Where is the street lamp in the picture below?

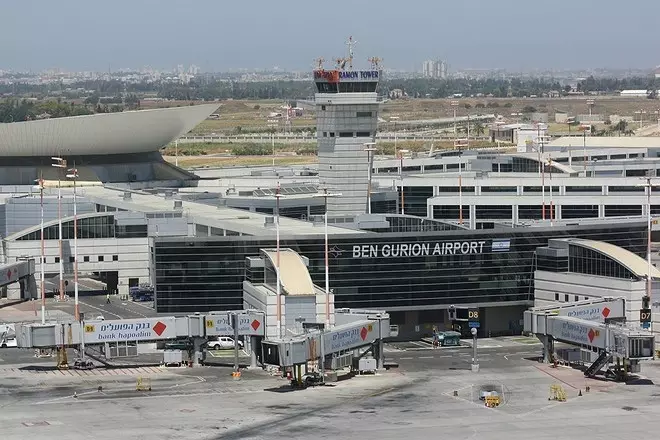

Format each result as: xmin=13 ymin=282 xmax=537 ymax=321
xmin=454 ymin=139 xmax=468 ymax=224
xmin=267 ymin=118 xmax=279 ymax=168
xmin=398 ymin=149 xmax=410 ymax=215
xmin=451 ymin=100 xmax=460 ymax=138
xmin=66 ymin=163 xmax=80 ymax=321
xmin=52 ymin=157 xmax=67 ymax=302
xmin=312 ymin=188 xmax=342 ymax=329
xmin=32 ymin=175 xmax=46 ymax=325
xmin=390 ymin=116 xmax=400 ymax=155
xmin=363 ymin=142 xmax=377 ymax=214
xmin=272 ymin=184 xmax=285 ymax=338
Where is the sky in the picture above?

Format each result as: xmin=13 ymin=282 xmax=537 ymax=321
xmin=2 ymin=0 xmax=659 ymax=72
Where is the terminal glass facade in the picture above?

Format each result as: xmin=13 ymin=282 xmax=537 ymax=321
xmin=153 ymin=222 xmax=647 ymax=314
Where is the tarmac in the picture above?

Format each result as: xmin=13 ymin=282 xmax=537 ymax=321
xmin=2 ymin=339 xmax=660 ymax=440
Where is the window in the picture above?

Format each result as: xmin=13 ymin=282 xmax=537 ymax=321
xmin=574 ymin=295 xmax=579 ymax=302
xmin=481 ymin=186 xmax=517 ymax=193
xmin=329 ymin=132 xmax=335 ymax=137
xmin=356 ymin=131 xmax=371 ymax=137
xmin=554 ymin=293 xmax=559 ymax=301
xmin=98 ymin=256 xmax=104 ymax=262
xmin=321 ymin=105 xmax=326 ymax=111
xmin=356 ymin=111 xmax=372 ymax=117
xmin=338 ymin=131 xmax=353 ymax=137
xmin=69 ymin=256 xmax=75 ymax=263
xmin=112 ymin=255 xmax=119 ymax=261
xmin=84 ymin=256 xmax=90 ymax=262
xmin=565 ymin=186 xmax=601 ymax=193
xmin=55 ymin=257 xmax=60 ymax=263
xmin=564 ymin=294 xmax=569 ymax=302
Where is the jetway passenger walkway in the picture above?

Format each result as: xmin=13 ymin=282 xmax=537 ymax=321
xmin=524 ymin=297 xmax=655 ymax=379
xmin=0 ymin=259 xmax=37 ymax=300
xmin=261 ymin=309 xmax=390 ymax=384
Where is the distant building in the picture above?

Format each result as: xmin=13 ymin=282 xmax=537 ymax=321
xmin=422 ymin=59 xmax=448 ymax=79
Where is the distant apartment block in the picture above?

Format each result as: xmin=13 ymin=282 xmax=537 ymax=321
xmin=422 ymin=59 xmax=448 ymax=79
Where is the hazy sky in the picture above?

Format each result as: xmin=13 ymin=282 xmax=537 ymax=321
xmin=3 ymin=0 xmax=659 ymax=72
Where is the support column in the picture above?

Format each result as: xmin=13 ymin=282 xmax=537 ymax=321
xmin=192 ymin=337 xmax=206 ymax=367
xmin=250 ymin=336 xmax=258 ymax=369
xmin=541 ymin=335 xmax=554 ymax=363
xmin=376 ymin=338 xmax=384 ymax=370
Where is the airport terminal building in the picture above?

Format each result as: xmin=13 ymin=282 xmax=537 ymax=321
xmin=0 ymin=79 xmax=658 ymax=342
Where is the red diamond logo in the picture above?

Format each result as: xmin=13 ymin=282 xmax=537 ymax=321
xmin=251 ymin=319 xmax=261 ymax=331
xmin=602 ymin=307 xmax=611 ymax=318
xmin=360 ymin=327 xmax=368 ymax=341
xmin=153 ymin=321 xmax=167 ymax=336
xmin=588 ymin=329 xmax=596 ymax=343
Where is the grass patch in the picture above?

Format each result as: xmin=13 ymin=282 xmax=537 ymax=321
xmin=166 ymin=155 xmax=318 ymax=168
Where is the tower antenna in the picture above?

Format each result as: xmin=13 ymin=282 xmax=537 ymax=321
xmin=368 ymin=57 xmax=383 ymax=70
xmin=346 ymin=36 xmax=357 ymax=69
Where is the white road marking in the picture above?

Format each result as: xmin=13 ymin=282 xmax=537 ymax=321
xmin=399 ymin=357 xmax=413 ymax=360
xmin=418 ymin=356 xmax=434 ymax=359
xmin=78 ymin=301 xmax=122 ymax=319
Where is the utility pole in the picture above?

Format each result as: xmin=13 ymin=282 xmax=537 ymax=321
xmin=34 ymin=174 xmax=46 ymax=324
xmin=274 ymin=183 xmax=282 ymax=338
xmin=364 ymin=143 xmax=377 ymax=214
xmin=52 ymin=157 xmax=67 ymax=302
xmin=66 ymin=163 xmax=80 ymax=321
xmin=313 ymin=188 xmax=342 ymax=329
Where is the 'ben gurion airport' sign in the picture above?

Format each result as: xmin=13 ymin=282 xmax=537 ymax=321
xmin=351 ymin=240 xmax=510 ymax=259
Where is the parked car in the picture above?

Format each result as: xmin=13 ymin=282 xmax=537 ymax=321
xmin=164 ymin=340 xmax=192 ymax=351
xmin=208 ymin=337 xmax=243 ymax=350
xmin=0 ymin=336 xmax=17 ymax=348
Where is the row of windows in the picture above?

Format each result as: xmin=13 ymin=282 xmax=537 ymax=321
xmin=569 ymin=246 xmax=635 ymax=279
xmin=321 ymin=131 xmax=373 ymax=138
xmin=431 ymin=185 xmax=650 ymax=194
xmin=45 ymin=254 xmax=119 ymax=264
xmin=16 ymin=217 xmax=148 ymax=241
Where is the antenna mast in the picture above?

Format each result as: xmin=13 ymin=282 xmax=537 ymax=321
xmin=368 ymin=57 xmax=383 ymax=70
xmin=346 ymin=36 xmax=357 ymax=69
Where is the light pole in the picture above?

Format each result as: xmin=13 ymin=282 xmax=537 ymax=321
xmin=273 ymin=184 xmax=284 ymax=338
xmin=33 ymin=175 xmax=46 ymax=324
xmin=454 ymin=139 xmax=468 ymax=224
xmin=312 ymin=188 xmax=342 ymax=329
xmin=471 ymin=327 xmax=479 ymax=372
xmin=52 ymin=157 xmax=67 ymax=302
xmin=175 ymin=140 xmax=179 ymax=167
xmin=267 ymin=118 xmax=278 ymax=169
xmin=363 ymin=142 xmax=377 ymax=214
xmin=398 ymin=149 xmax=409 ymax=215
xmin=390 ymin=116 xmax=399 ymax=156
xmin=66 ymin=163 xmax=80 ymax=321
xmin=451 ymin=100 xmax=460 ymax=138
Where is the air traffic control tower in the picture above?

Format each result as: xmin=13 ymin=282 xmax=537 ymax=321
xmin=314 ymin=38 xmax=382 ymax=216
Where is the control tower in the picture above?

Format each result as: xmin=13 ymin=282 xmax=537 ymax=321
xmin=314 ymin=37 xmax=382 ymax=216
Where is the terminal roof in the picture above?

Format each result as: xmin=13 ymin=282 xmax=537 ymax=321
xmin=80 ymin=186 xmax=365 ymax=237
xmin=561 ymin=238 xmax=660 ymax=279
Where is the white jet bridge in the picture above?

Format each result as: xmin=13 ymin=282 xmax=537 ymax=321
xmin=524 ymin=297 xmax=655 ymax=379
xmin=261 ymin=309 xmax=390 ymax=382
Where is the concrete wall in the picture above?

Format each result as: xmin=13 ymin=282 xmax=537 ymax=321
xmin=534 ymin=270 xmax=652 ymax=323
xmin=4 ymin=237 xmax=150 ymax=296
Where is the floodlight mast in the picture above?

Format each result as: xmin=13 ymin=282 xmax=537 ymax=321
xmin=52 ymin=157 xmax=67 ymax=302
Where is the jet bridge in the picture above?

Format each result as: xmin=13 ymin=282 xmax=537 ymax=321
xmin=261 ymin=310 xmax=390 ymax=374
xmin=524 ymin=298 xmax=654 ymax=378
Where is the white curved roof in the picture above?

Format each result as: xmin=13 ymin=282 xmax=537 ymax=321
xmin=566 ymin=238 xmax=660 ymax=279
xmin=0 ymin=103 xmax=218 ymax=156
